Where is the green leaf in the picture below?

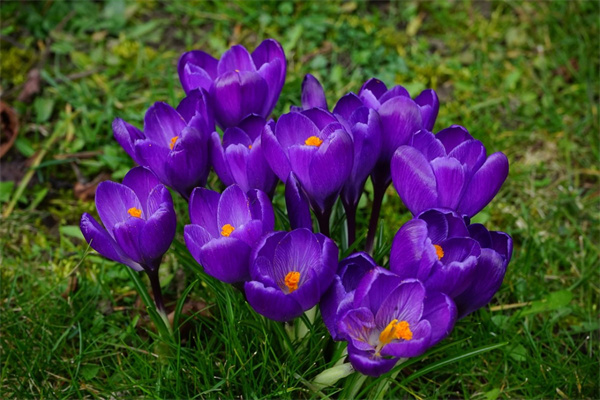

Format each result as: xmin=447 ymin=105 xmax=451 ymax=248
xmin=33 ymin=97 xmax=55 ymax=123
xmin=0 ymin=181 xmax=14 ymax=203
xmin=60 ymin=225 xmax=84 ymax=240
xmin=80 ymin=364 xmax=100 ymax=380
xmin=507 ymin=344 xmax=527 ymax=362
xmin=485 ymin=388 xmax=501 ymax=400
xmin=522 ymin=290 xmax=573 ymax=316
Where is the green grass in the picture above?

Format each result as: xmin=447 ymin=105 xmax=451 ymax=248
xmin=1 ymin=1 xmax=598 ymax=398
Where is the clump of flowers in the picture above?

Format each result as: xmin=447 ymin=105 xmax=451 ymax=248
xmin=80 ymin=38 xmax=513 ymax=384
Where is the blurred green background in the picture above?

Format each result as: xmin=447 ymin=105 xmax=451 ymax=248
xmin=1 ymin=1 xmax=598 ymax=398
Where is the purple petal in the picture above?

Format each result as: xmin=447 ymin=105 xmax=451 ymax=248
xmin=217 ymin=45 xmax=256 ymax=74
xmin=390 ymin=219 xmax=437 ymax=281
xmin=337 ymin=307 xmax=377 ymax=352
xmin=454 ymin=248 xmax=508 ymax=318
xmin=250 ymin=231 xmax=286 ymax=274
xmin=113 ymin=118 xmax=144 ymax=164
xmin=122 ymin=166 xmax=160 ymax=215
xmin=333 ymin=92 xmax=363 ymax=121
xmin=347 ymin=345 xmax=397 ymax=377
xmin=288 ymin=143 xmax=318 ymax=196
xmin=275 ymin=112 xmax=321 ymax=148
xmin=262 ymin=121 xmax=291 ymax=182
xmin=216 ymin=184 xmax=252 ymax=231
xmin=184 ymin=224 xmax=214 ymax=264
xmin=414 ymin=89 xmax=439 ymax=131
xmin=247 ymin=189 xmax=275 ymax=232
xmin=210 ymin=132 xmax=234 ymax=186
xmin=95 ymin=181 xmax=142 ymax=236
xmin=457 ymin=152 xmax=509 ymax=217
xmin=320 ymin=276 xmax=346 ymax=339
xmin=246 ymin=138 xmax=279 ymax=195
xmin=418 ymin=209 xmax=469 ymax=243
xmin=272 ymin=229 xmax=321 ymax=284
xmin=425 ymin=238 xmax=480 ymax=297
xmin=422 ymin=291 xmax=457 ymax=345
xmin=338 ymin=252 xmax=378 ymax=292
xmin=353 ymin=267 xmax=403 ymax=314
xmin=378 ymin=85 xmax=410 ymax=104
xmin=139 ymin=202 xmax=176 ymax=261
xmin=134 ymin=139 xmax=170 ymax=185
xmin=378 ymin=96 xmax=423 ymax=163
xmin=285 ymin=172 xmax=313 ymax=230
xmin=200 ymin=237 xmax=252 ymax=283
xmin=431 ymin=157 xmax=466 ymax=210
xmin=448 ymin=139 xmax=486 ymax=173
xmin=252 ymin=39 xmax=286 ymax=115
xmin=374 ymin=280 xmax=426 ymax=327
xmin=80 ymin=213 xmax=143 ymax=271
xmin=435 ymin=125 xmax=473 ymax=153
xmin=359 ymin=78 xmax=388 ymax=100
xmin=301 ymin=108 xmax=338 ymax=131
xmin=391 ymin=146 xmax=438 ymax=216
xmin=178 ymin=50 xmax=218 ymax=93
xmin=301 ymin=74 xmax=327 ymax=110
xmin=224 ymin=144 xmax=251 ymax=191
xmin=490 ymin=231 xmax=513 ymax=263
xmin=211 ymin=71 xmax=268 ymax=128
xmin=189 ymin=187 xmax=220 ymax=237
xmin=144 ymin=102 xmax=186 ymax=146
xmin=112 ymin=217 xmax=146 ymax=264
xmin=245 ymin=280 xmax=303 ymax=321
xmin=410 ymin=130 xmax=446 ymax=161
xmin=251 ymin=39 xmax=286 ymax=75
xmin=238 ymin=114 xmax=267 ymax=141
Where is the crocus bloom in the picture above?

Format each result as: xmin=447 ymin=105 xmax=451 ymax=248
xmin=320 ymin=252 xmax=377 ymax=340
xmin=178 ymin=39 xmax=286 ymax=128
xmin=113 ymin=90 xmax=213 ymax=199
xmin=332 ymin=93 xmax=382 ymax=216
xmin=80 ymin=167 xmax=176 ymax=312
xmin=210 ymin=115 xmax=278 ymax=196
xmin=391 ymin=126 xmax=509 ymax=218
xmin=80 ymin=166 xmax=176 ymax=272
xmin=184 ymin=184 xmax=274 ymax=284
xmin=290 ymin=73 xmax=328 ymax=111
xmin=284 ymin=172 xmax=313 ymax=231
xmin=390 ymin=209 xmax=481 ymax=298
xmin=336 ymin=267 xmax=456 ymax=376
xmin=262 ymin=109 xmax=353 ymax=231
xmin=358 ymin=78 xmax=438 ymax=187
xmin=454 ymin=223 xmax=513 ymax=318
xmin=244 ymin=228 xmax=338 ymax=321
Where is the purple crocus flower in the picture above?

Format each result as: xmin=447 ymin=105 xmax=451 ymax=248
xmin=390 ymin=209 xmax=481 ymax=298
xmin=80 ymin=166 xmax=176 ymax=311
xmin=244 ymin=228 xmax=338 ymax=321
xmin=358 ymin=78 xmax=438 ymax=252
xmin=320 ymin=252 xmax=377 ymax=340
xmin=178 ymin=39 xmax=286 ymax=128
xmin=113 ymin=90 xmax=213 ymax=200
xmin=390 ymin=209 xmax=512 ymax=318
xmin=336 ymin=267 xmax=456 ymax=376
xmin=284 ymin=172 xmax=313 ymax=231
xmin=391 ymin=126 xmax=509 ymax=218
xmin=262 ymin=109 xmax=353 ymax=234
xmin=210 ymin=115 xmax=278 ymax=196
xmin=184 ymin=184 xmax=274 ymax=284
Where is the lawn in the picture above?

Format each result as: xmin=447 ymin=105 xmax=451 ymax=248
xmin=1 ymin=1 xmax=598 ymax=398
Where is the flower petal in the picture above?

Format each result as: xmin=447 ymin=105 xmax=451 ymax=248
xmin=247 ymin=188 xmax=275 ymax=232
xmin=199 ymin=237 xmax=252 ymax=283
xmin=184 ymin=224 xmax=214 ymax=263
xmin=134 ymin=139 xmax=170 ymax=185
xmin=422 ymin=291 xmax=457 ymax=346
xmin=431 ymin=157 xmax=466 ymax=210
xmin=139 ymin=201 xmax=176 ymax=262
xmin=217 ymin=184 xmax=253 ymax=230
xmin=275 ymin=112 xmax=321 ymax=148
xmin=143 ymin=102 xmax=186 ymax=146
xmin=178 ymin=50 xmax=218 ymax=93
xmin=391 ymin=146 xmax=438 ymax=216
xmin=457 ymin=152 xmax=509 ymax=217
xmin=245 ymin=280 xmax=303 ymax=321
xmin=112 ymin=217 xmax=146 ymax=264
xmin=95 ymin=181 xmax=142 ymax=236
xmin=122 ymin=166 xmax=161 ymax=216
xmin=390 ymin=219 xmax=437 ymax=281
xmin=210 ymin=132 xmax=234 ymax=186
xmin=435 ymin=125 xmax=473 ymax=153
xmin=285 ymin=172 xmax=313 ymax=230
xmin=301 ymin=74 xmax=327 ymax=110
xmin=217 ymin=45 xmax=256 ymax=74
xmin=380 ymin=319 xmax=432 ymax=358
xmin=262 ymin=121 xmax=291 ymax=182
xmin=414 ymin=89 xmax=439 ymax=131
xmin=211 ymin=71 xmax=268 ymax=128
xmin=113 ymin=118 xmax=144 ymax=164
xmin=374 ymin=280 xmax=426 ymax=327
xmin=347 ymin=344 xmax=398 ymax=377
xmin=378 ymin=96 xmax=423 ymax=164
xmin=189 ymin=187 xmax=220 ymax=237
xmin=80 ymin=213 xmax=143 ymax=271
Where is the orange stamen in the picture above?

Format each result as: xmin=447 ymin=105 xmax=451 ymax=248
xmin=304 ymin=136 xmax=323 ymax=147
xmin=378 ymin=319 xmax=412 ymax=350
xmin=434 ymin=244 xmax=444 ymax=260
xmin=127 ymin=207 xmax=142 ymax=218
xmin=221 ymin=224 xmax=235 ymax=237
xmin=169 ymin=136 xmax=179 ymax=150
xmin=284 ymin=271 xmax=301 ymax=293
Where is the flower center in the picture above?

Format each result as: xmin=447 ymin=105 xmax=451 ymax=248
xmin=284 ymin=271 xmax=301 ymax=293
xmin=434 ymin=244 xmax=444 ymax=260
xmin=305 ymin=136 xmax=323 ymax=147
xmin=169 ymin=136 xmax=179 ymax=150
xmin=378 ymin=319 xmax=412 ymax=348
xmin=221 ymin=224 xmax=235 ymax=237
xmin=248 ymin=144 xmax=252 ymax=149
xmin=127 ymin=207 xmax=142 ymax=218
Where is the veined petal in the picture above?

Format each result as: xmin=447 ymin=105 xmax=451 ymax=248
xmin=210 ymin=132 xmax=234 ymax=186
xmin=391 ymin=146 xmax=438 ymax=216
xmin=422 ymin=291 xmax=457 ymax=346
xmin=112 ymin=217 xmax=146 ymax=264
xmin=139 ymin=202 xmax=176 ymax=262
xmin=217 ymin=45 xmax=256 ymax=74
xmin=189 ymin=187 xmax=220 ymax=237
xmin=245 ymin=280 xmax=303 ymax=321
xmin=374 ymin=280 xmax=426 ymax=327
xmin=178 ymin=50 xmax=218 ymax=93
xmin=134 ymin=139 xmax=170 ymax=185
xmin=144 ymin=102 xmax=186 ymax=146
xmin=122 ymin=166 xmax=161 ymax=216
xmin=301 ymin=74 xmax=328 ymax=110
xmin=457 ymin=152 xmax=509 ymax=217
xmin=247 ymin=188 xmax=275 ymax=232
xmin=380 ymin=319 xmax=432 ymax=358
xmin=113 ymin=118 xmax=144 ymax=164
xmin=285 ymin=172 xmax=313 ymax=231
xmin=378 ymin=96 xmax=423 ymax=163
xmin=199 ymin=237 xmax=252 ymax=283
xmin=431 ymin=157 xmax=466 ymax=210
xmin=95 ymin=181 xmax=142 ymax=236
xmin=390 ymin=219 xmax=437 ymax=281
xmin=347 ymin=344 xmax=397 ymax=377
xmin=435 ymin=125 xmax=473 ymax=153
xmin=275 ymin=112 xmax=321 ymax=148
xmin=262 ymin=121 xmax=292 ymax=181
xmin=184 ymin=224 xmax=213 ymax=263
xmin=414 ymin=89 xmax=439 ymax=131
xmin=217 ymin=184 xmax=253 ymax=230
